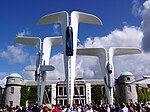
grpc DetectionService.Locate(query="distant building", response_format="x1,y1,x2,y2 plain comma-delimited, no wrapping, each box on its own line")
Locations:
135,76,150,87
56,79,86,105
115,72,138,103
24,78,104,106
0,73,104,107
3,73,24,107
0,72,150,107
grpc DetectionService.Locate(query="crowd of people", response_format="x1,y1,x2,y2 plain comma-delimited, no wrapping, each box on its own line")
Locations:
0,102,149,112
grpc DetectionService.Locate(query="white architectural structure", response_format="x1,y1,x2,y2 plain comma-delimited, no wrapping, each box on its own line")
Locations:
38,11,102,106
13,11,142,106
85,83,91,104
14,37,55,106
77,47,141,104
51,84,57,105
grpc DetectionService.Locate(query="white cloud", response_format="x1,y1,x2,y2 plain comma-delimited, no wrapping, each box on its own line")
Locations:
29,56,37,65
76,56,100,79
48,53,65,80
141,0,150,52
77,26,145,79
34,25,145,80
132,0,142,17
143,0,150,9
21,26,149,80
114,53,150,79
0,45,28,64
79,26,143,49
22,53,65,80
53,23,60,35
21,0,150,80
22,65,35,80
17,29,30,37
0,72,9,87
0,72,8,80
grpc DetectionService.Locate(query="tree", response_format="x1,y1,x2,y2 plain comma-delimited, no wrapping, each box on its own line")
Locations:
114,95,123,104
20,85,28,106
28,86,38,104
20,85,51,105
43,86,50,104
137,88,144,102
148,91,150,101
137,87,150,103
91,85,103,104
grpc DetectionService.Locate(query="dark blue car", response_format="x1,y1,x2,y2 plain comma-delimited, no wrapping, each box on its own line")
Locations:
66,25,73,56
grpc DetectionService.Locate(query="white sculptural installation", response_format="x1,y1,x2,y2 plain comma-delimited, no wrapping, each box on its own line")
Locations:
13,11,142,106
77,47,142,104
14,37,55,106
38,11,102,106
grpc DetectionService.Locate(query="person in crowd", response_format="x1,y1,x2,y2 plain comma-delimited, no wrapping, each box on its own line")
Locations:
1,102,150,112
135,102,141,112
119,103,128,112
114,103,120,112
71,105,78,112
52,104,61,112
101,103,107,112
32,105,41,112
85,103,93,112
61,105,67,112
65,104,71,112
16,105,22,112
109,104,114,112
76,105,82,112
43,105,51,112
106,104,110,112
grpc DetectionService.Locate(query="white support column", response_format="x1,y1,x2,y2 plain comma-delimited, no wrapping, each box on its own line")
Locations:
70,11,102,106
51,84,56,105
77,47,141,104
107,47,142,104
86,83,91,104
38,11,102,107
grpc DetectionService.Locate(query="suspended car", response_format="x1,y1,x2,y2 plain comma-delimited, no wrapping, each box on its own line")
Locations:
107,62,112,73
106,62,114,88
66,25,73,56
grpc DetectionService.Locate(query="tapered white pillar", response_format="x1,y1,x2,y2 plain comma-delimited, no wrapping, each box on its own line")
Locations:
38,11,102,106
51,84,57,105
107,47,142,104
70,11,102,106
14,37,55,106
77,47,141,104
38,11,70,105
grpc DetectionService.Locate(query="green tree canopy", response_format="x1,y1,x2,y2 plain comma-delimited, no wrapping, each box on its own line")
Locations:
137,87,150,103
91,85,103,104
20,85,28,106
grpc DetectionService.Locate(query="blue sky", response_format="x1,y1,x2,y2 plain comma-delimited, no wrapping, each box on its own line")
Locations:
0,0,150,82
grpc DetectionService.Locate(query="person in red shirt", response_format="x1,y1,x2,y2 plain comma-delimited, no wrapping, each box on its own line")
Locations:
52,104,61,112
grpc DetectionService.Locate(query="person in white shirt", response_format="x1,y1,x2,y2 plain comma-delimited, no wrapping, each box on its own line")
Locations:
85,103,93,112
119,103,128,112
